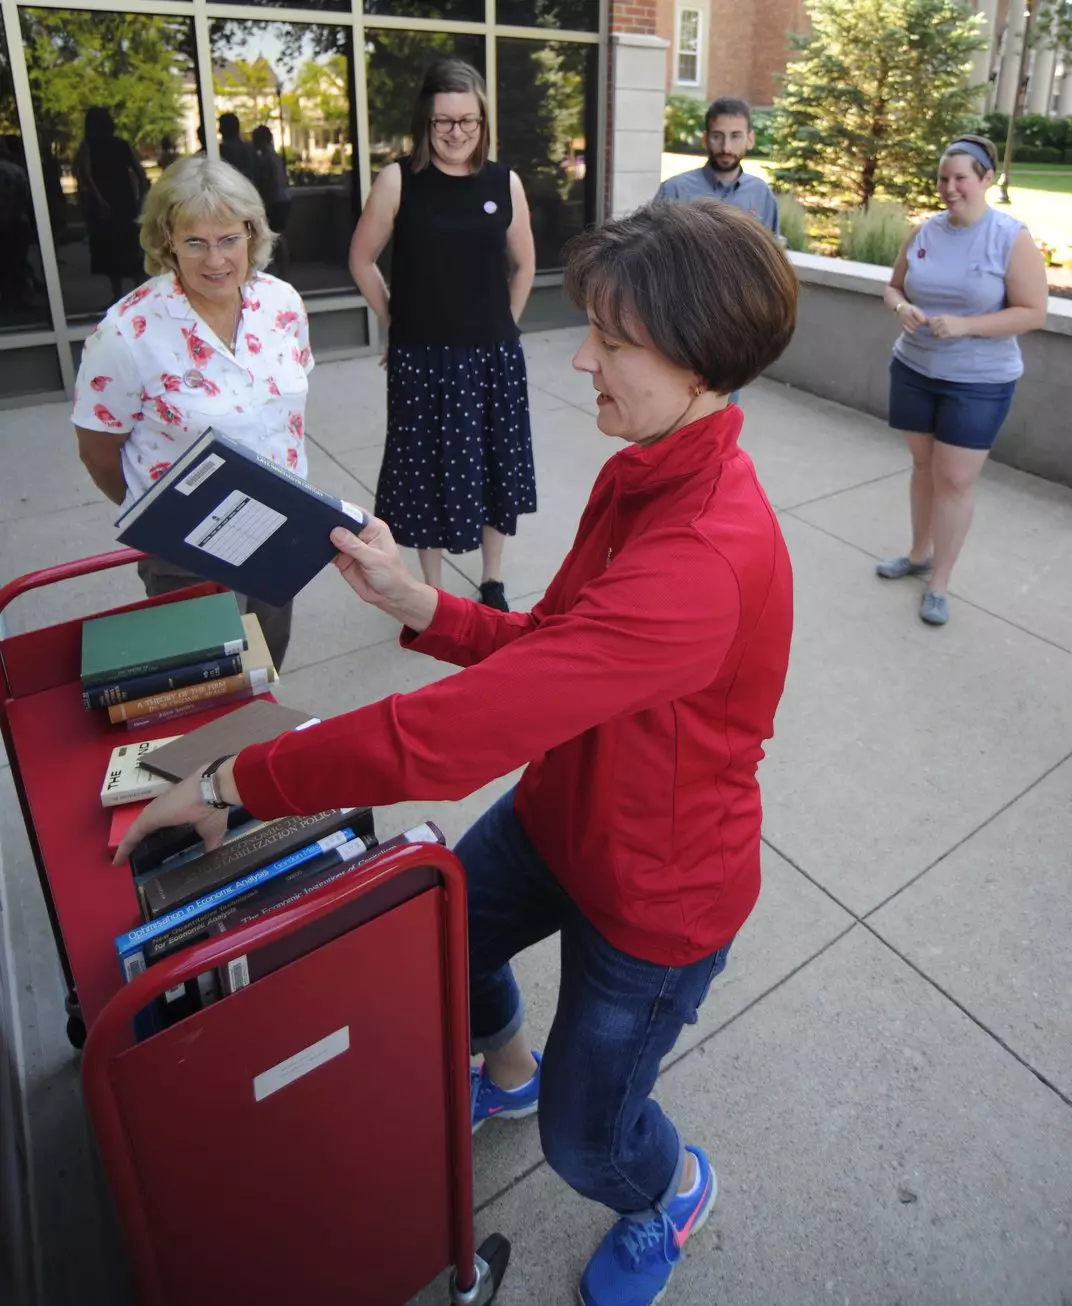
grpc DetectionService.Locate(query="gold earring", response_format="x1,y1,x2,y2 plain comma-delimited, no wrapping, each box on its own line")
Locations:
693,384,704,398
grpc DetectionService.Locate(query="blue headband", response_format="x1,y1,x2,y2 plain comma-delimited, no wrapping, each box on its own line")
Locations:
945,140,994,172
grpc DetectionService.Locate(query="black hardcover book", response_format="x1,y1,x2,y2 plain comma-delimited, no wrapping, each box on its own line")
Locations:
114,428,370,607
128,806,256,878
82,652,244,710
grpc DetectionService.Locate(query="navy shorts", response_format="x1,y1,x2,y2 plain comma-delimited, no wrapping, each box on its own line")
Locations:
888,357,1016,451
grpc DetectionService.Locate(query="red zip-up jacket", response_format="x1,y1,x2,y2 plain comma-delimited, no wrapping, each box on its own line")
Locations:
235,407,793,965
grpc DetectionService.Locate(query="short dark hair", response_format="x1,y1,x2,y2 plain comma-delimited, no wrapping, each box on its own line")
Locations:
564,200,797,396
219,112,241,139
410,59,490,174
706,96,752,131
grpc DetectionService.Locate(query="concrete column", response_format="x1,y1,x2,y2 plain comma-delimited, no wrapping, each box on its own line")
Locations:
995,2,1028,113
1056,63,1072,116
970,0,1001,105
1028,43,1057,113
608,33,670,218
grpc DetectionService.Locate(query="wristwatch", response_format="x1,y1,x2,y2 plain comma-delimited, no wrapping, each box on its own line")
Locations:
199,755,234,809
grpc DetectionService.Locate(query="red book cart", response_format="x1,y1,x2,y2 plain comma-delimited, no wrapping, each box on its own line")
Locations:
0,549,509,1306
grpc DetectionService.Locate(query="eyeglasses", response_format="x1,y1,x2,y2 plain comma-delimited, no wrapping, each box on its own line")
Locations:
175,229,251,259
430,115,483,137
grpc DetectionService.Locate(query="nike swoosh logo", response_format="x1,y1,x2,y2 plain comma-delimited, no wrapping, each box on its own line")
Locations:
675,1170,711,1245
486,1106,503,1115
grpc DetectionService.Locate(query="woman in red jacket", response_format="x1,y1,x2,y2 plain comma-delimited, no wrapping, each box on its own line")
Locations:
119,200,797,1306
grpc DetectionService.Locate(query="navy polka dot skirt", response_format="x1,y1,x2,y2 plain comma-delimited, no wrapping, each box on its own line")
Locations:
376,340,537,553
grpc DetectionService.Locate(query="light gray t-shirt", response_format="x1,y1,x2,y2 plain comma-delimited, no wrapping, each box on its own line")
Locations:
655,164,780,236
893,207,1024,383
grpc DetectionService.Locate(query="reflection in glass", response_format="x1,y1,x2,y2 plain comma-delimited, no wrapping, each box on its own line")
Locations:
209,20,359,296
497,39,596,269
0,19,51,331
365,30,484,174
496,0,598,33
363,0,484,21
20,9,200,322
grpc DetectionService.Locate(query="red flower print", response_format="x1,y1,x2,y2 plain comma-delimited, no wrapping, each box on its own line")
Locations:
131,316,147,338
291,345,311,368
161,373,182,392
92,404,123,430
90,375,111,392
171,276,184,295
275,309,298,330
245,332,262,354
118,284,152,315
268,376,280,397
132,412,144,422
153,395,183,426
148,462,172,481
201,379,221,397
288,413,304,439
286,447,299,471
242,296,261,312
181,327,215,367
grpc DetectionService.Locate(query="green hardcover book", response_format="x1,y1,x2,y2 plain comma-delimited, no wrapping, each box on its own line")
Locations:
81,591,247,689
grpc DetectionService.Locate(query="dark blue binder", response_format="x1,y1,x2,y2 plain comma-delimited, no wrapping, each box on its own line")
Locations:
115,429,368,607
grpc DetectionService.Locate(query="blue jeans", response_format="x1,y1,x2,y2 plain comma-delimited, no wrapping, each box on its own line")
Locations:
455,787,733,1219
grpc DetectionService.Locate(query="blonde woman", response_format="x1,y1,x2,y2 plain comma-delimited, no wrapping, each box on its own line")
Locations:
72,155,314,668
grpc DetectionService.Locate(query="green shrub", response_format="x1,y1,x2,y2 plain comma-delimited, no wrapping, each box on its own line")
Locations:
1016,113,1053,150
982,111,1009,144
777,194,810,251
664,94,707,154
838,201,912,267
750,107,775,158
1014,145,1063,164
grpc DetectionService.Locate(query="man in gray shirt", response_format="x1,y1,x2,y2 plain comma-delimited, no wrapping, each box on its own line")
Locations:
656,96,779,236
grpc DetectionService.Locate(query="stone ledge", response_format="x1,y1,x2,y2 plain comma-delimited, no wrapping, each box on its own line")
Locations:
787,251,1072,336
610,32,670,48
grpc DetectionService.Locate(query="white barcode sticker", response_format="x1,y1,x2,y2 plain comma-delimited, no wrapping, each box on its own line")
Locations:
164,984,185,1003
316,830,350,853
404,823,440,844
227,955,250,993
253,1025,350,1102
335,835,370,860
185,490,286,566
249,667,269,691
122,952,146,983
175,453,225,495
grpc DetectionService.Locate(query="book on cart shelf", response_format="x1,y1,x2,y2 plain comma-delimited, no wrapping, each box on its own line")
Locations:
81,589,246,689
107,612,276,725
114,428,371,607
83,650,244,711
139,696,318,782
135,806,376,919
100,735,181,808
108,802,149,855
127,805,256,877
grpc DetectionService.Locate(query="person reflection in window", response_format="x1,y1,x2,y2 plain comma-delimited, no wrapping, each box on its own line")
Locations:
219,113,257,183
0,136,34,312
251,125,291,277
74,107,148,305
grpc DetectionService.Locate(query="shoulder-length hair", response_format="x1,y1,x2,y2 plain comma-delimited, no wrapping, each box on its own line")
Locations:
410,59,490,174
564,200,798,397
140,155,276,277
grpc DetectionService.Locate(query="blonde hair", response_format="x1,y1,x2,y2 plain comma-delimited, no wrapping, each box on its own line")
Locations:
410,60,490,174
140,156,276,276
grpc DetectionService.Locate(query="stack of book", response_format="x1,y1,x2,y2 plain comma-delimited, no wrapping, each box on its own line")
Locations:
81,592,278,728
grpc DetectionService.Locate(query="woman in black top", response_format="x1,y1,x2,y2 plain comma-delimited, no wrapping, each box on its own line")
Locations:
348,59,537,611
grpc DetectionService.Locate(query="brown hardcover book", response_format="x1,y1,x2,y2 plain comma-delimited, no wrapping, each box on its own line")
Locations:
137,806,375,920
139,697,317,782
107,613,277,724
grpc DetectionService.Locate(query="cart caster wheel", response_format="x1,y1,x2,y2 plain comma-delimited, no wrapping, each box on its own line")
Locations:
66,1015,86,1050
448,1233,510,1305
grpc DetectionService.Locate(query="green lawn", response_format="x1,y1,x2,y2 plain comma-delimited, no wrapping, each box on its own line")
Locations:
996,165,1072,195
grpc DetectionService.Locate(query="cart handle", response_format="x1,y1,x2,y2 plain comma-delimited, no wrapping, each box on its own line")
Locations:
81,840,478,1303
0,548,147,620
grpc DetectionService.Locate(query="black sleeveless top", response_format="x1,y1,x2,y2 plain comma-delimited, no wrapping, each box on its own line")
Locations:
388,156,519,348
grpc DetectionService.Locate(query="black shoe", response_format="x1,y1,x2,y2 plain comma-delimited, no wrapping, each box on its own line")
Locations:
479,580,509,612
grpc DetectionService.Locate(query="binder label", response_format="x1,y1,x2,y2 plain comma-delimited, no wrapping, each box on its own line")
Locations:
253,1026,350,1102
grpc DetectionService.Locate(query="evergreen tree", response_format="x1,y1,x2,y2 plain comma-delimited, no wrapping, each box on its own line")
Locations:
770,0,988,209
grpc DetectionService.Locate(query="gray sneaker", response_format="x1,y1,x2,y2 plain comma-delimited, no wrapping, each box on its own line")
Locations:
920,591,950,625
876,555,933,580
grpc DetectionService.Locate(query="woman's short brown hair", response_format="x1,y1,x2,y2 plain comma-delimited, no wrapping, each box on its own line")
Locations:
564,200,797,396
410,59,490,174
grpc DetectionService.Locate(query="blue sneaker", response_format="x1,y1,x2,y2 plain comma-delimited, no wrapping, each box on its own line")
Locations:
579,1146,716,1306
470,1050,541,1134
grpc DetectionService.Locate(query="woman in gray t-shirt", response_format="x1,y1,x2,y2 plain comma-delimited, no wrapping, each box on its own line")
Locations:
876,134,1048,627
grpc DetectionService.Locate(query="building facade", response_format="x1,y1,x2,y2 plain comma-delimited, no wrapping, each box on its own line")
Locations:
0,0,606,404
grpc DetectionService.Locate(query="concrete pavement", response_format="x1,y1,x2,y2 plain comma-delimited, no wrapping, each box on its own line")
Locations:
1,327,1071,1305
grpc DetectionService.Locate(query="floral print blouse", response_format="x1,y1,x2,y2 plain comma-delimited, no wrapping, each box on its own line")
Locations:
71,271,314,505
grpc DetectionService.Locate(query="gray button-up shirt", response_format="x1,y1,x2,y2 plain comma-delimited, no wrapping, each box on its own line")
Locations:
656,164,780,236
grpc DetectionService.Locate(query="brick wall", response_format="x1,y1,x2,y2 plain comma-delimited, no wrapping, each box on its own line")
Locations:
612,0,659,34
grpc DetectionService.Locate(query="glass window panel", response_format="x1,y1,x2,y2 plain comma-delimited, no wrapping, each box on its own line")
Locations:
206,0,350,11
209,20,359,297
495,0,598,34
365,30,484,175
497,38,596,271
363,0,484,21
676,10,700,85
1,16,51,331
20,9,200,324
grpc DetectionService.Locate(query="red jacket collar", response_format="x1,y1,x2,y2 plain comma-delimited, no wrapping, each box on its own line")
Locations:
613,404,744,495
